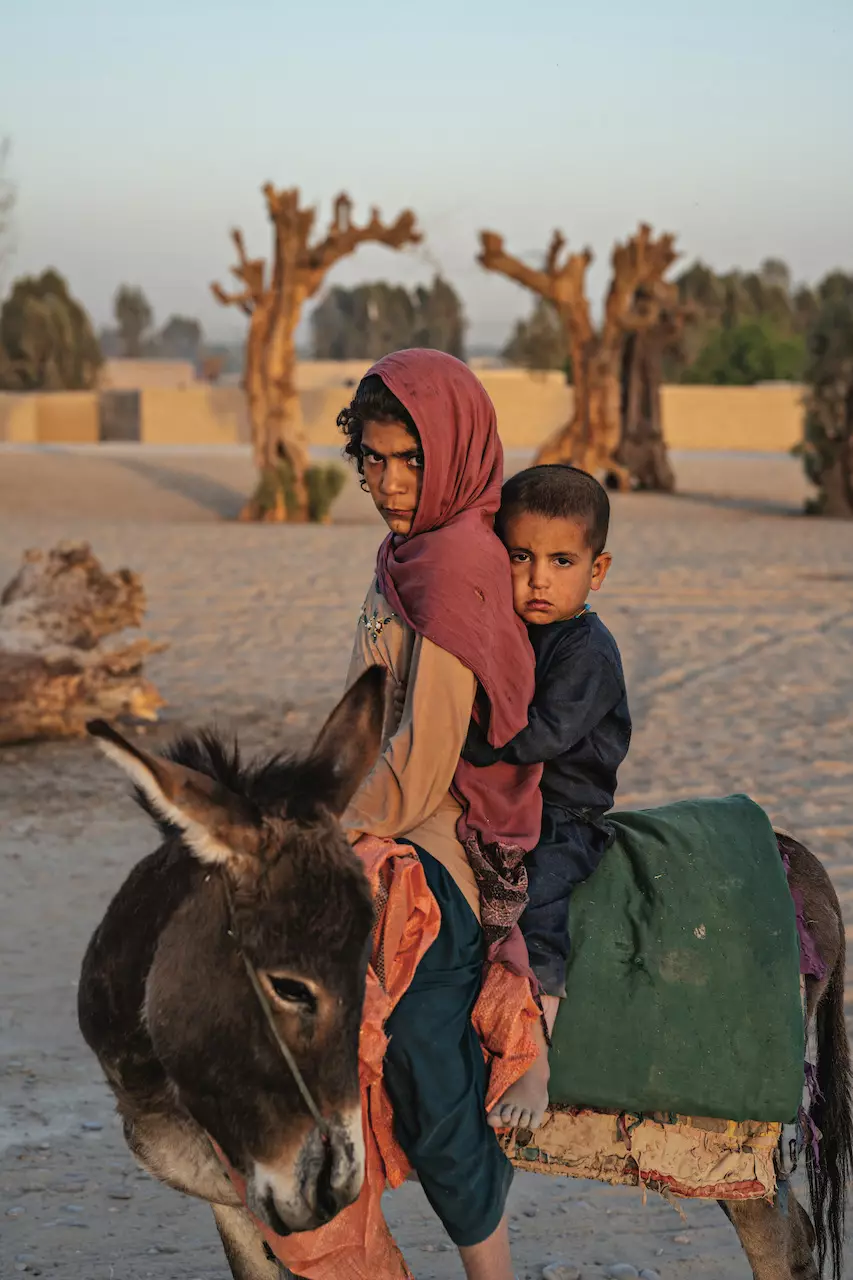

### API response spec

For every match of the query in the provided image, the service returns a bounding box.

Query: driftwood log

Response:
[0,541,165,746]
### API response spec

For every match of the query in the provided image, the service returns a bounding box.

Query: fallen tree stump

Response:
[0,541,166,746]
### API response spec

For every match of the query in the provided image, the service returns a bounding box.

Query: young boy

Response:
[464,463,631,1132]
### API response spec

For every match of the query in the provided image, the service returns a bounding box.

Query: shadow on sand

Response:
[666,489,805,518]
[111,457,248,519]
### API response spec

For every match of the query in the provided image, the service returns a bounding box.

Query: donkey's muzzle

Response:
[253,1109,365,1233]
[303,1114,364,1224]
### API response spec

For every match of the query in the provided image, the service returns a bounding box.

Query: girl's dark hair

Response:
[497,464,610,556]
[337,374,419,484]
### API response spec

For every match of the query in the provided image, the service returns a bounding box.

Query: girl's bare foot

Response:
[487,1051,550,1131]
[486,993,559,1132]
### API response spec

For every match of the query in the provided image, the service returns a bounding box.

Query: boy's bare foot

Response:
[487,993,559,1133]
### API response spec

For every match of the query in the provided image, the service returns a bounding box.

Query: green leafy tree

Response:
[759,258,792,294]
[792,285,820,334]
[501,297,568,375]
[681,318,805,385]
[0,269,102,390]
[413,276,466,357]
[157,315,203,363]
[796,272,853,517]
[0,137,14,291]
[310,276,465,360]
[369,283,416,356]
[311,282,411,358]
[308,285,351,359]
[672,257,811,383]
[114,284,153,357]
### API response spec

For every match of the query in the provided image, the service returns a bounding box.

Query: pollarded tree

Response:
[212,186,421,522]
[479,224,681,490]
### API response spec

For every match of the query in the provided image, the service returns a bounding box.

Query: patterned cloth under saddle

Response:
[502,1109,781,1201]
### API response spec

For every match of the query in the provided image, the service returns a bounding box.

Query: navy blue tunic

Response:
[465,610,630,814]
[464,611,632,994]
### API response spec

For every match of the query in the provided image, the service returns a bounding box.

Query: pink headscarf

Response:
[370,350,542,936]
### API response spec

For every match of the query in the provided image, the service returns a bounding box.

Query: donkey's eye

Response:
[267,976,317,1013]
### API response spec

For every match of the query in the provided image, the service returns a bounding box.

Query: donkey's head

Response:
[89,666,386,1234]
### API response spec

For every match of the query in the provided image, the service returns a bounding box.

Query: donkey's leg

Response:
[721,1197,792,1279]
[211,1204,304,1280]
[785,1186,819,1280]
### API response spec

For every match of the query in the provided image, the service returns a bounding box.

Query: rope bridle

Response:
[220,873,329,1137]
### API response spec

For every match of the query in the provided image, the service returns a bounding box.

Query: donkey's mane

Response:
[135,730,337,837]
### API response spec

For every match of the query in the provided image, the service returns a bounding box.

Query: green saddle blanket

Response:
[548,795,803,1122]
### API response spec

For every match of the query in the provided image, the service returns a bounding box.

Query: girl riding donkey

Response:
[336,348,546,1280]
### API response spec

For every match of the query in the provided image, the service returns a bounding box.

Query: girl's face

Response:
[360,419,424,537]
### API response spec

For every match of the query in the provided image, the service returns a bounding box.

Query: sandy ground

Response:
[1,446,852,1280]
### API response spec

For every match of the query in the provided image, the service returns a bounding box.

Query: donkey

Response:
[79,664,853,1280]
[78,665,387,1280]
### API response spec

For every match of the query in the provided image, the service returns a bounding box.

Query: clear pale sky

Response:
[2,0,851,346]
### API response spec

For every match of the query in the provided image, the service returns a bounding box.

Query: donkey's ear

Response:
[87,720,258,867]
[309,666,387,816]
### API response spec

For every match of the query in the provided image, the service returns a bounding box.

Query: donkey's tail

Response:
[807,940,853,1280]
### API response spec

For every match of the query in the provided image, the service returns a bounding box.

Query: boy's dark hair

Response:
[338,374,419,485]
[497,464,610,557]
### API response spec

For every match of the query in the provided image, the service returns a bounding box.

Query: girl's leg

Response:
[488,819,607,1131]
[487,1008,551,1132]
[384,847,514,1264]
[459,1214,513,1280]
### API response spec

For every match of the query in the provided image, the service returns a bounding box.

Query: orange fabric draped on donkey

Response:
[216,835,541,1280]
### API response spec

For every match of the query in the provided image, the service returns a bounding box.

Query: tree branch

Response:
[478,229,595,348]
[545,230,566,275]
[602,224,680,345]
[307,198,421,275]
[211,225,267,315]
[479,231,555,299]
[210,283,253,316]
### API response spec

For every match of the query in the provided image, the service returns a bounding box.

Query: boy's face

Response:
[502,510,611,625]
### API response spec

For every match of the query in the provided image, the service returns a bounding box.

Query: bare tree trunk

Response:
[265,335,310,523]
[612,330,675,492]
[534,335,631,489]
[817,451,853,518]
[0,542,165,745]
[803,385,853,518]
[214,188,421,523]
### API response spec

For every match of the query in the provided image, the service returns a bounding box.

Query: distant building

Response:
[98,359,198,391]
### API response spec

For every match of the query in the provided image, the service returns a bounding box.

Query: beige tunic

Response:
[342,579,481,919]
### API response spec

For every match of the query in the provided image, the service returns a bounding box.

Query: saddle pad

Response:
[548,795,803,1121]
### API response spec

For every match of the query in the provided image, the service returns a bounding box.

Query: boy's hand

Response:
[392,682,407,723]
[462,716,502,767]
